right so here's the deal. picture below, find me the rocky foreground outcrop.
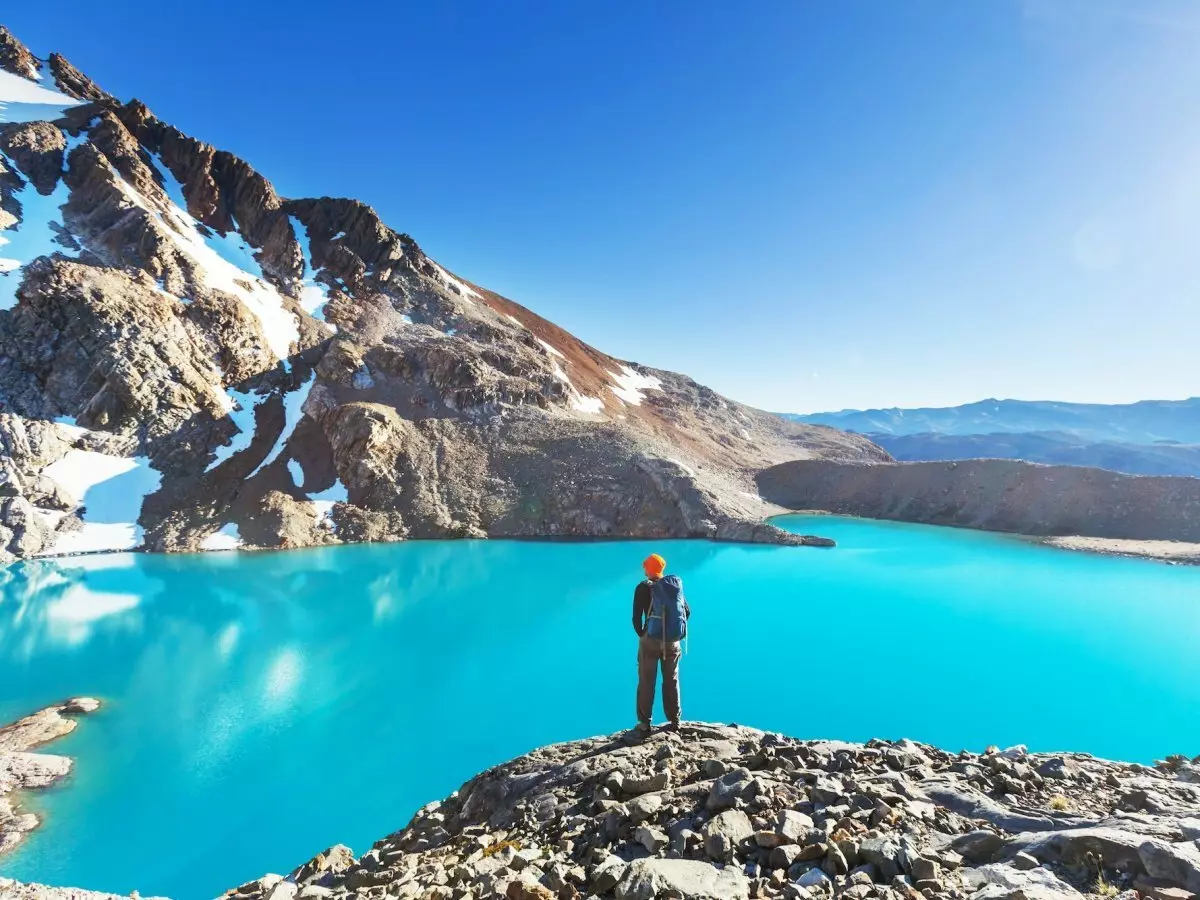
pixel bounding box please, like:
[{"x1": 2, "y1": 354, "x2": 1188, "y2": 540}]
[
  {"x1": 11, "y1": 722, "x2": 1200, "y2": 900},
  {"x1": 0, "y1": 26, "x2": 886, "y2": 565},
  {"x1": 755, "y1": 459, "x2": 1200, "y2": 549},
  {"x1": 0, "y1": 697, "x2": 100, "y2": 856}
]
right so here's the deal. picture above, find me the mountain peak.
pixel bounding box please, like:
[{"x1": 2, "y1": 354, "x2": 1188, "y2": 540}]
[{"x1": 0, "y1": 24, "x2": 884, "y2": 563}]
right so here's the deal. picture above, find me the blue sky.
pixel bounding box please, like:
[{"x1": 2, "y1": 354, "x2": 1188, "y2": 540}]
[{"x1": 8, "y1": 1, "x2": 1199, "y2": 413}]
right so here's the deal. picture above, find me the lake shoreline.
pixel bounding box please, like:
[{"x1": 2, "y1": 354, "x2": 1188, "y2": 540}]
[
  {"x1": 0, "y1": 697, "x2": 101, "y2": 859},
  {"x1": 769, "y1": 511, "x2": 1200, "y2": 566},
  {"x1": 1033, "y1": 535, "x2": 1200, "y2": 566},
  {"x1": 757, "y1": 459, "x2": 1200, "y2": 565}
]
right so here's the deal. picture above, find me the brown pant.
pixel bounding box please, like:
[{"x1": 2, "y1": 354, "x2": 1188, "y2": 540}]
[{"x1": 637, "y1": 634, "x2": 682, "y2": 726}]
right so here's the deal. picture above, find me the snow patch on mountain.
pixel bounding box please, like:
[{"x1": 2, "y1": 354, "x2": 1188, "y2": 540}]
[
  {"x1": 40, "y1": 449, "x2": 162, "y2": 554},
  {"x1": 309, "y1": 478, "x2": 348, "y2": 528},
  {"x1": 545, "y1": 354, "x2": 605, "y2": 415},
  {"x1": 285, "y1": 456, "x2": 347, "y2": 527},
  {"x1": 206, "y1": 388, "x2": 269, "y2": 473},
  {"x1": 110, "y1": 156, "x2": 300, "y2": 360},
  {"x1": 289, "y1": 214, "x2": 332, "y2": 323},
  {"x1": 537, "y1": 338, "x2": 564, "y2": 359},
  {"x1": 571, "y1": 393, "x2": 605, "y2": 414},
  {"x1": 200, "y1": 523, "x2": 242, "y2": 551},
  {"x1": 247, "y1": 371, "x2": 315, "y2": 478},
  {"x1": 431, "y1": 263, "x2": 479, "y2": 300},
  {"x1": 609, "y1": 364, "x2": 662, "y2": 406},
  {"x1": 54, "y1": 417, "x2": 87, "y2": 439},
  {"x1": 0, "y1": 67, "x2": 82, "y2": 124}
]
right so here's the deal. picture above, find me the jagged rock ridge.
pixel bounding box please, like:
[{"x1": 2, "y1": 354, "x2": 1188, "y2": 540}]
[
  {"x1": 754, "y1": 459, "x2": 1200, "y2": 546},
  {"x1": 0, "y1": 25, "x2": 886, "y2": 563}
]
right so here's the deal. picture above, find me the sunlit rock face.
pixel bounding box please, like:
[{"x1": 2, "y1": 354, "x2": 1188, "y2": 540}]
[{"x1": 0, "y1": 26, "x2": 886, "y2": 563}]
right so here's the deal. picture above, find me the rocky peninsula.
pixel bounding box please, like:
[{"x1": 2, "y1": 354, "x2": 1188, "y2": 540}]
[
  {"x1": 6, "y1": 719, "x2": 1200, "y2": 900},
  {"x1": 0, "y1": 697, "x2": 100, "y2": 857},
  {"x1": 755, "y1": 459, "x2": 1200, "y2": 563}
]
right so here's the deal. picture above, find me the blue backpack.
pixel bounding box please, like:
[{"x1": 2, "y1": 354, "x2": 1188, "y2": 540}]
[{"x1": 646, "y1": 575, "x2": 687, "y2": 642}]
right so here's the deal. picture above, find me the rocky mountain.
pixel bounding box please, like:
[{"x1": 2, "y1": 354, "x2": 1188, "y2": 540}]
[
  {"x1": 862, "y1": 433, "x2": 1200, "y2": 479},
  {"x1": 10, "y1": 712, "x2": 1200, "y2": 900},
  {"x1": 0, "y1": 26, "x2": 886, "y2": 564},
  {"x1": 783, "y1": 398, "x2": 1200, "y2": 445},
  {"x1": 755, "y1": 459, "x2": 1200, "y2": 545}
]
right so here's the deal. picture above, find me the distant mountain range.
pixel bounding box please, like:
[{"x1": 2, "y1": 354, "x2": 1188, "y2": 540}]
[
  {"x1": 781, "y1": 397, "x2": 1200, "y2": 478},
  {"x1": 783, "y1": 397, "x2": 1200, "y2": 444}
]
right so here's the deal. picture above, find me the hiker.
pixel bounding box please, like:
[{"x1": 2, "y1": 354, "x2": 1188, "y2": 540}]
[{"x1": 632, "y1": 553, "x2": 690, "y2": 733}]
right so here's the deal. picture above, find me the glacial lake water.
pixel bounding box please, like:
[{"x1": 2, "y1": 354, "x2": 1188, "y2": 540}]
[{"x1": 3, "y1": 515, "x2": 1200, "y2": 898}]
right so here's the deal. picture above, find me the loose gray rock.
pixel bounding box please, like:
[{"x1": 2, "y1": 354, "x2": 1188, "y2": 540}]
[
  {"x1": 614, "y1": 857, "x2": 750, "y2": 900},
  {"x1": 796, "y1": 868, "x2": 833, "y2": 891},
  {"x1": 778, "y1": 810, "x2": 816, "y2": 844},
  {"x1": 704, "y1": 810, "x2": 754, "y2": 863},
  {"x1": 708, "y1": 769, "x2": 758, "y2": 812},
  {"x1": 635, "y1": 825, "x2": 669, "y2": 854},
  {"x1": 962, "y1": 864, "x2": 1085, "y2": 900}
]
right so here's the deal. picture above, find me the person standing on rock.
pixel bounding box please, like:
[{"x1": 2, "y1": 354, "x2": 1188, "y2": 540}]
[{"x1": 632, "y1": 553, "x2": 690, "y2": 734}]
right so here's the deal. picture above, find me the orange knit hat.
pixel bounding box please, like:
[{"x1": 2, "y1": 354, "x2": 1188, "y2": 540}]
[{"x1": 642, "y1": 553, "x2": 666, "y2": 578}]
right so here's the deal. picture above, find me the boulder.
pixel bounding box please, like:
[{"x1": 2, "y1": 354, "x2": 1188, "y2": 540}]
[
  {"x1": 626, "y1": 793, "x2": 663, "y2": 824},
  {"x1": 962, "y1": 864, "x2": 1085, "y2": 900},
  {"x1": 860, "y1": 836, "x2": 902, "y2": 880},
  {"x1": 921, "y1": 777, "x2": 1078, "y2": 832},
  {"x1": 778, "y1": 809, "x2": 816, "y2": 844},
  {"x1": 811, "y1": 777, "x2": 845, "y2": 805},
  {"x1": 1002, "y1": 827, "x2": 1200, "y2": 892},
  {"x1": 591, "y1": 855, "x2": 629, "y2": 894},
  {"x1": 704, "y1": 810, "x2": 754, "y2": 862},
  {"x1": 635, "y1": 825, "x2": 669, "y2": 854},
  {"x1": 708, "y1": 769, "x2": 759, "y2": 812},
  {"x1": 624, "y1": 771, "x2": 670, "y2": 795},
  {"x1": 771, "y1": 845, "x2": 805, "y2": 870},
  {"x1": 1035, "y1": 758, "x2": 1078, "y2": 780},
  {"x1": 614, "y1": 858, "x2": 750, "y2": 900},
  {"x1": 290, "y1": 844, "x2": 355, "y2": 885},
  {"x1": 796, "y1": 868, "x2": 832, "y2": 891}
]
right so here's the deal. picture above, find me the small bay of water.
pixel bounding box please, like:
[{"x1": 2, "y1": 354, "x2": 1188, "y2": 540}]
[{"x1": 2, "y1": 516, "x2": 1199, "y2": 897}]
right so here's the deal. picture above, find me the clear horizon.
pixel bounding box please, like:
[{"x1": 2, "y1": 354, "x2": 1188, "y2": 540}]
[{"x1": 6, "y1": 0, "x2": 1199, "y2": 414}]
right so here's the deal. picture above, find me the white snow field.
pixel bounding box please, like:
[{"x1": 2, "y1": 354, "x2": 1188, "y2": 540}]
[
  {"x1": 308, "y1": 477, "x2": 348, "y2": 528},
  {"x1": 609, "y1": 364, "x2": 663, "y2": 405},
  {"x1": 288, "y1": 214, "x2": 333, "y2": 322},
  {"x1": 286, "y1": 456, "x2": 348, "y2": 528},
  {"x1": 200, "y1": 523, "x2": 243, "y2": 551},
  {"x1": 0, "y1": 67, "x2": 82, "y2": 124},
  {"x1": 247, "y1": 371, "x2": 316, "y2": 478},
  {"x1": 41, "y1": 449, "x2": 162, "y2": 555},
  {"x1": 206, "y1": 388, "x2": 270, "y2": 473}
]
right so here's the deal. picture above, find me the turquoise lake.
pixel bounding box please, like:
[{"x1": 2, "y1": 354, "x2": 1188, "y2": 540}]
[{"x1": 2, "y1": 515, "x2": 1200, "y2": 897}]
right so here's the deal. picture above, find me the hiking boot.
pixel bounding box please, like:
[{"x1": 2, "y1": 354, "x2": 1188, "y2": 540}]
[
  {"x1": 664, "y1": 721, "x2": 681, "y2": 733},
  {"x1": 635, "y1": 722, "x2": 652, "y2": 735}
]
